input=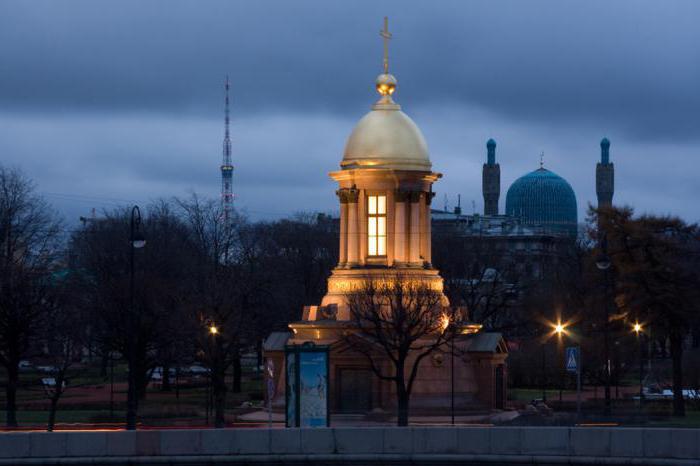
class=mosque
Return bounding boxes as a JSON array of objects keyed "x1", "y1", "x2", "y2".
[
  {"x1": 432, "y1": 136, "x2": 614, "y2": 283},
  {"x1": 264, "y1": 19, "x2": 509, "y2": 420}
]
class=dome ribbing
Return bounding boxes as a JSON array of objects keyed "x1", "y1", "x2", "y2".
[{"x1": 505, "y1": 168, "x2": 578, "y2": 237}]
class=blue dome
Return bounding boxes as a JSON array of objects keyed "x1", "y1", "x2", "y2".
[{"x1": 505, "y1": 168, "x2": 578, "y2": 237}]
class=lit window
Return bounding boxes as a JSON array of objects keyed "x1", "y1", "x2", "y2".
[{"x1": 367, "y1": 195, "x2": 386, "y2": 256}]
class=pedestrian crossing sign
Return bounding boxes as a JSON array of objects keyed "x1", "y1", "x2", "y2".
[{"x1": 566, "y1": 347, "x2": 579, "y2": 373}]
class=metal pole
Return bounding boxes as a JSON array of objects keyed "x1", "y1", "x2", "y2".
[
  {"x1": 268, "y1": 394, "x2": 272, "y2": 428},
  {"x1": 576, "y1": 346, "x2": 582, "y2": 421},
  {"x1": 639, "y1": 333, "x2": 644, "y2": 411},
  {"x1": 451, "y1": 339, "x2": 455, "y2": 425},
  {"x1": 542, "y1": 343, "x2": 546, "y2": 402},
  {"x1": 603, "y1": 267, "x2": 611, "y2": 416},
  {"x1": 126, "y1": 205, "x2": 139, "y2": 430},
  {"x1": 205, "y1": 373, "x2": 210, "y2": 425},
  {"x1": 558, "y1": 339, "x2": 563, "y2": 405},
  {"x1": 110, "y1": 354, "x2": 114, "y2": 419}
]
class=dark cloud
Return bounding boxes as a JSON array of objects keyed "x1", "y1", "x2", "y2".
[{"x1": 0, "y1": 0, "x2": 698, "y2": 223}]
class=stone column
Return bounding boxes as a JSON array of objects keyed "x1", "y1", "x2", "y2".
[
  {"x1": 408, "y1": 191, "x2": 422, "y2": 265},
  {"x1": 346, "y1": 188, "x2": 360, "y2": 266},
  {"x1": 336, "y1": 189, "x2": 348, "y2": 267},
  {"x1": 394, "y1": 190, "x2": 409, "y2": 265},
  {"x1": 358, "y1": 189, "x2": 367, "y2": 264},
  {"x1": 423, "y1": 191, "x2": 435, "y2": 265}
]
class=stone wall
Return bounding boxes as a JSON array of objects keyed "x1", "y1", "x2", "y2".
[{"x1": 0, "y1": 427, "x2": 698, "y2": 465}]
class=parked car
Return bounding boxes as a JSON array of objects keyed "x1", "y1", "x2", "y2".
[
  {"x1": 182, "y1": 364, "x2": 210, "y2": 375},
  {"x1": 19, "y1": 360, "x2": 33, "y2": 371},
  {"x1": 35, "y1": 365, "x2": 58, "y2": 374},
  {"x1": 638, "y1": 387, "x2": 700, "y2": 400}
]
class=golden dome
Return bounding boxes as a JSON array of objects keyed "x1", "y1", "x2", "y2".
[
  {"x1": 341, "y1": 106, "x2": 431, "y2": 171},
  {"x1": 341, "y1": 81, "x2": 431, "y2": 171},
  {"x1": 341, "y1": 17, "x2": 431, "y2": 172}
]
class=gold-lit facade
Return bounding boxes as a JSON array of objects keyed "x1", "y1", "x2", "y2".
[{"x1": 265, "y1": 18, "x2": 508, "y2": 417}]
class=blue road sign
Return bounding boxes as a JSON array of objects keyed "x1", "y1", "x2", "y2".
[{"x1": 566, "y1": 347, "x2": 579, "y2": 373}]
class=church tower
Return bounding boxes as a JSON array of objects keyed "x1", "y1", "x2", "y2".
[
  {"x1": 596, "y1": 137, "x2": 614, "y2": 208},
  {"x1": 298, "y1": 17, "x2": 447, "y2": 322},
  {"x1": 482, "y1": 138, "x2": 500, "y2": 215}
]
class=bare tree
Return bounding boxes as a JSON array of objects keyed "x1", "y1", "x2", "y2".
[
  {"x1": 344, "y1": 278, "x2": 455, "y2": 426},
  {"x1": 433, "y1": 231, "x2": 531, "y2": 336},
  {"x1": 70, "y1": 202, "x2": 194, "y2": 429},
  {"x1": 0, "y1": 166, "x2": 62, "y2": 427},
  {"x1": 40, "y1": 276, "x2": 88, "y2": 432},
  {"x1": 177, "y1": 194, "x2": 272, "y2": 428}
]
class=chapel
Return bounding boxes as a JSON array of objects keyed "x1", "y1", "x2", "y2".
[{"x1": 264, "y1": 19, "x2": 508, "y2": 418}]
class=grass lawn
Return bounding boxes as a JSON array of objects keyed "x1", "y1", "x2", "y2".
[
  {"x1": 0, "y1": 410, "x2": 126, "y2": 426},
  {"x1": 645, "y1": 409, "x2": 700, "y2": 428},
  {"x1": 509, "y1": 388, "x2": 576, "y2": 401}
]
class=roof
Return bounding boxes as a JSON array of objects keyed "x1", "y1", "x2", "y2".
[
  {"x1": 463, "y1": 332, "x2": 507, "y2": 353},
  {"x1": 263, "y1": 332, "x2": 291, "y2": 352},
  {"x1": 505, "y1": 168, "x2": 578, "y2": 238},
  {"x1": 341, "y1": 96, "x2": 431, "y2": 172}
]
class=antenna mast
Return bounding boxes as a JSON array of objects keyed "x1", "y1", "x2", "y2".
[{"x1": 221, "y1": 76, "x2": 234, "y2": 225}]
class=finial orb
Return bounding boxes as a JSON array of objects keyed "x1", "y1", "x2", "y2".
[{"x1": 376, "y1": 73, "x2": 397, "y2": 96}]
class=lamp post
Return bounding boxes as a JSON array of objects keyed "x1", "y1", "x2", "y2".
[
  {"x1": 126, "y1": 205, "x2": 146, "y2": 431},
  {"x1": 207, "y1": 324, "x2": 218, "y2": 427},
  {"x1": 633, "y1": 323, "x2": 644, "y2": 409},
  {"x1": 450, "y1": 328, "x2": 455, "y2": 425},
  {"x1": 541, "y1": 342, "x2": 547, "y2": 403},
  {"x1": 440, "y1": 314, "x2": 455, "y2": 425},
  {"x1": 595, "y1": 233, "x2": 612, "y2": 417},
  {"x1": 109, "y1": 352, "x2": 114, "y2": 420},
  {"x1": 554, "y1": 323, "x2": 564, "y2": 404}
]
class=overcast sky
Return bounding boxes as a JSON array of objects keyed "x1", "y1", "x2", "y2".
[{"x1": 1, "y1": 0, "x2": 698, "y2": 225}]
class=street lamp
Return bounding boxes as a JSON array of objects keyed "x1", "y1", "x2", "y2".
[
  {"x1": 541, "y1": 338, "x2": 547, "y2": 403},
  {"x1": 441, "y1": 313, "x2": 455, "y2": 425},
  {"x1": 554, "y1": 323, "x2": 565, "y2": 335},
  {"x1": 553, "y1": 321, "x2": 566, "y2": 404},
  {"x1": 595, "y1": 232, "x2": 612, "y2": 416},
  {"x1": 206, "y1": 322, "x2": 218, "y2": 426},
  {"x1": 126, "y1": 205, "x2": 146, "y2": 431},
  {"x1": 633, "y1": 322, "x2": 644, "y2": 408}
]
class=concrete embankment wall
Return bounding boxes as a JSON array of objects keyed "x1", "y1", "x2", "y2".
[{"x1": 0, "y1": 426, "x2": 699, "y2": 465}]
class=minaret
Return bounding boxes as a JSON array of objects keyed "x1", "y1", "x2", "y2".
[
  {"x1": 596, "y1": 137, "x2": 614, "y2": 208},
  {"x1": 220, "y1": 76, "x2": 234, "y2": 225},
  {"x1": 482, "y1": 138, "x2": 500, "y2": 216}
]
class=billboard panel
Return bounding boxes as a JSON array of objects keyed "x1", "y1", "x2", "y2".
[{"x1": 299, "y1": 351, "x2": 328, "y2": 427}]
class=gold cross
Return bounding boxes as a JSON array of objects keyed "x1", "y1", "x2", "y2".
[{"x1": 380, "y1": 16, "x2": 392, "y2": 74}]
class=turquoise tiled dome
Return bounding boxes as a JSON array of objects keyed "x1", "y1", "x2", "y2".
[{"x1": 505, "y1": 168, "x2": 578, "y2": 237}]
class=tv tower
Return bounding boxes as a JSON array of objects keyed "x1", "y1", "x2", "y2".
[{"x1": 220, "y1": 76, "x2": 234, "y2": 224}]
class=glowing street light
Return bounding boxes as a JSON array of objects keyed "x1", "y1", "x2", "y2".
[
  {"x1": 554, "y1": 323, "x2": 565, "y2": 335},
  {"x1": 209, "y1": 325, "x2": 218, "y2": 335},
  {"x1": 633, "y1": 321, "x2": 644, "y2": 407},
  {"x1": 440, "y1": 314, "x2": 450, "y2": 332}
]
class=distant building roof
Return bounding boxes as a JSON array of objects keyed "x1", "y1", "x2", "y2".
[
  {"x1": 432, "y1": 211, "x2": 558, "y2": 238},
  {"x1": 463, "y1": 332, "x2": 507, "y2": 353}
]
